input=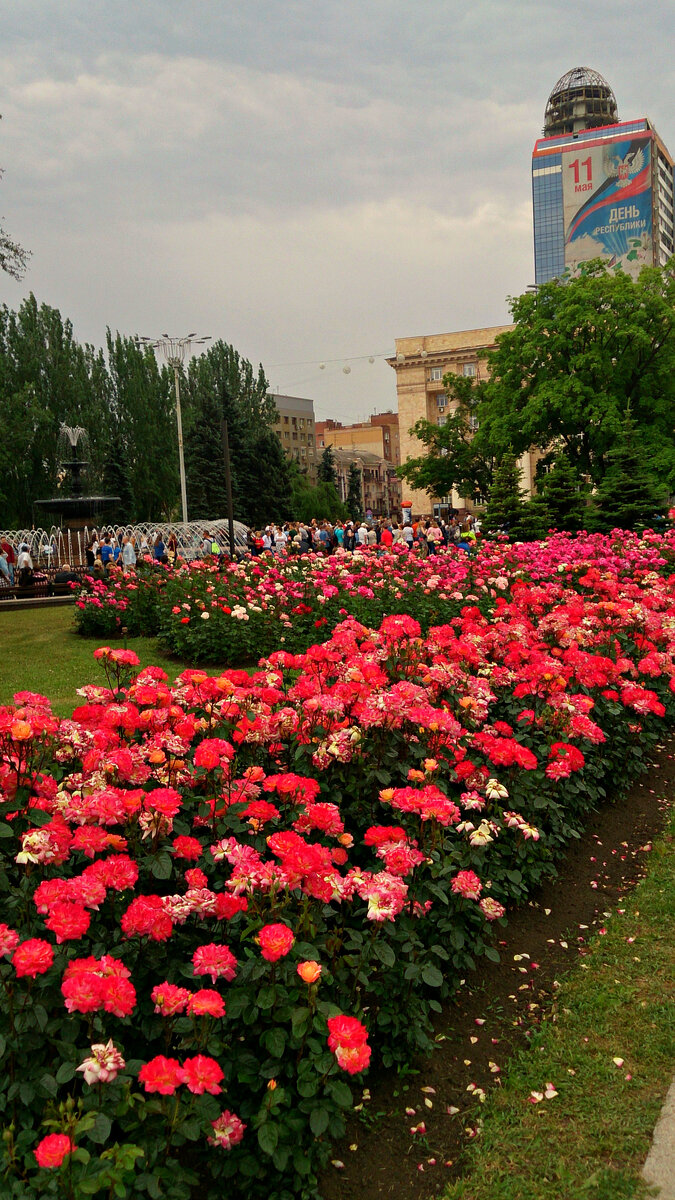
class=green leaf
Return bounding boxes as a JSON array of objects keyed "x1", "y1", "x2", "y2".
[
  {"x1": 149, "y1": 852, "x2": 172, "y2": 880},
  {"x1": 39, "y1": 1073, "x2": 58, "y2": 1097},
  {"x1": 264, "y1": 1028, "x2": 286, "y2": 1058},
  {"x1": 56, "y1": 1061, "x2": 77, "y2": 1084},
  {"x1": 0, "y1": 823, "x2": 14, "y2": 839},
  {"x1": 257, "y1": 1122, "x2": 279, "y2": 1156},
  {"x1": 327, "y1": 1079, "x2": 353, "y2": 1108},
  {"x1": 484, "y1": 945, "x2": 501, "y2": 963},
  {"x1": 373, "y1": 940, "x2": 395, "y2": 968},
  {"x1": 291, "y1": 1006, "x2": 311, "y2": 1037},
  {"x1": 421, "y1": 963, "x2": 444, "y2": 988},
  {"x1": 309, "y1": 1107, "x2": 329, "y2": 1136},
  {"x1": 88, "y1": 1112, "x2": 112, "y2": 1145},
  {"x1": 257, "y1": 985, "x2": 276, "y2": 1010}
]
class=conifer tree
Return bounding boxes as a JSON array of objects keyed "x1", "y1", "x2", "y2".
[
  {"x1": 346, "y1": 463, "x2": 362, "y2": 522},
  {"x1": 590, "y1": 410, "x2": 668, "y2": 532},
  {"x1": 317, "y1": 445, "x2": 337, "y2": 486},
  {"x1": 536, "y1": 451, "x2": 589, "y2": 532},
  {"x1": 484, "y1": 451, "x2": 527, "y2": 533}
]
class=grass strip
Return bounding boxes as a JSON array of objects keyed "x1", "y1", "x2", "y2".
[
  {"x1": 443, "y1": 809, "x2": 675, "y2": 1200},
  {"x1": 0, "y1": 607, "x2": 217, "y2": 717}
]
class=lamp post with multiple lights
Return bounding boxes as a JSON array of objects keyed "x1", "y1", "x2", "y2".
[{"x1": 138, "y1": 334, "x2": 211, "y2": 525}]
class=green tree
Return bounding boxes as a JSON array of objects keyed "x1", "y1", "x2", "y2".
[
  {"x1": 105, "y1": 332, "x2": 178, "y2": 522},
  {"x1": 237, "y1": 429, "x2": 293, "y2": 528},
  {"x1": 484, "y1": 451, "x2": 527, "y2": 534},
  {"x1": 317, "y1": 445, "x2": 337, "y2": 486},
  {"x1": 589, "y1": 410, "x2": 668, "y2": 532},
  {"x1": 397, "y1": 375, "x2": 494, "y2": 503},
  {"x1": 0, "y1": 295, "x2": 109, "y2": 525},
  {"x1": 289, "y1": 469, "x2": 346, "y2": 524},
  {"x1": 478, "y1": 260, "x2": 675, "y2": 490},
  {"x1": 183, "y1": 341, "x2": 281, "y2": 524},
  {"x1": 1, "y1": 158, "x2": 30, "y2": 280},
  {"x1": 535, "y1": 451, "x2": 589, "y2": 532},
  {"x1": 346, "y1": 463, "x2": 363, "y2": 522}
]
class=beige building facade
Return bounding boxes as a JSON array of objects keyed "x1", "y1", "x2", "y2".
[
  {"x1": 388, "y1": 325, "x2": 537, "y2": 517},
  {"x1": 316, "y1": 412, "x2": 400, "y2": 467},
  {"x1": 330, "y1": 448, "x2": 401, "y2": 519},
  {"x1": 271, "y1": 394, "x2": 318, "y2": 485}
]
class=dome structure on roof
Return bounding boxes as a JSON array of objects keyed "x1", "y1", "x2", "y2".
[{"x1": 544, "y1": 67, "x2": 619, "y2": 137}]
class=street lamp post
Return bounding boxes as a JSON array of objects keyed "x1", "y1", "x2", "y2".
[{"x1": 138, "y1": 334, "x2": 211, "y2": 525}]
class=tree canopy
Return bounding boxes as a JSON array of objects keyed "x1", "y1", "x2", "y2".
[
  {"x1": 0, "y1": 296, "x2": 285, "y2": 528},
  {"x1": 479, "y1": 260, "x2": 675, "y2": 489},
  {"x1": 399, "y1": 260, "x2": 675, "y2": 508}
]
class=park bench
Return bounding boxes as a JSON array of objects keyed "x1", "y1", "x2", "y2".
[{"x1": 0, "y1": 568, "x2": 84, "y2": 605}]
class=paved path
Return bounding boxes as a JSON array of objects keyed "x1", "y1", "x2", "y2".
[{"x1": 643, "y1": 1075, "x2": 675, "y2": 1198}]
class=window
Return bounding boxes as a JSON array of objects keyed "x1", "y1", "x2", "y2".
[
  {"x1": 437, "y1": 395, "x2": 446, "y2": 409},
  {"x1": 462, "y1": 363, "x2": 477, "y2": 377},
  {"x1": 438, "y1": 415, "x2": 447, "y2": 427},
  {"x1": 283, "y1": 415, "x2": 289, "y2": 425},
  {"x1": 469, "y1": 414, "x2": 479, "y2": 432},
  {"x1": 430, "y1": 367, "x2": 443, "y2": 381},
  {"x1": 299, "y1": 418, "x2": 305, "y2": 429}
]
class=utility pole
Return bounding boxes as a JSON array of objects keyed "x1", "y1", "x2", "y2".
[
  {"x1": 220, "y1": 418, "x2": 236, "y2": 558},
  {"x1": 139, "y1": 334, "x2": 211, "y2": 525}
]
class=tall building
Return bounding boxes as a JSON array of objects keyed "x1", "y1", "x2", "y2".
[
  {"x1": 532, "y1": 67, "x2": 675, "y2": 284},
  {"x1": 270, "y1": 394, "x2": 318, "y2": 485}
]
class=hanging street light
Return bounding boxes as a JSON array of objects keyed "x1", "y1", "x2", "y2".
[{"x1": 138, "y1": 334, "x2": 211, "y2": 525}]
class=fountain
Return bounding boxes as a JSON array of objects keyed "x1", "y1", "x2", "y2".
[{"x1": 34, "y1": 425, "x2": 120, "y2": 534}]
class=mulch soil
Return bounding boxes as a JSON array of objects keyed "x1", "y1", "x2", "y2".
[{"x1": 318, "y1": 742, "x2": 675, "y2": 1200}]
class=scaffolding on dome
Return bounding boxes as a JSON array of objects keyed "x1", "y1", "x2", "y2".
[{"x1": 544, "y1": 66, "x2": 619, "y2": 137}]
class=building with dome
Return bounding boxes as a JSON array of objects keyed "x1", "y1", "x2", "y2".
[{"x1": 532, "y1": 68, "x2": 674, "y2": 283}]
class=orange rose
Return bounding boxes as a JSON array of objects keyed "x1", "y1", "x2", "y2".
[{"x1": 297, "y1": 960, "x2": 322, "y2": 985}]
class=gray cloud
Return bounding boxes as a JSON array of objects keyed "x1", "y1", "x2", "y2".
[{"x1": 1, "y1": 0, "x2": 674, "y2": 420}]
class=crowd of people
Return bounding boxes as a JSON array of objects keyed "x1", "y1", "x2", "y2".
[
  {"x1": 245, "y1": 514, "x2": 481, "y2": 556},
  {"x1": 0, "y1": 513, "x2": 481, "y2": 592}
]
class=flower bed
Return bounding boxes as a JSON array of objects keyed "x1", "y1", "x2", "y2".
[
  {"x1": 74, "y1": 530, "x2": 675, "y2": 665},
  {"x1": 4, "y1": 537, "x2": 675, "y2": 1197}
]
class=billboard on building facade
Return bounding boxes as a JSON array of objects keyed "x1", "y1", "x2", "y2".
[{"x1": 562, "y1": 133, "x2": 653, "y2": 279}]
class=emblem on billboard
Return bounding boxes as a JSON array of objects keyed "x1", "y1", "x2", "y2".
[{"x1": 607, "y1": 147, "x2": 645, "y2": 188}]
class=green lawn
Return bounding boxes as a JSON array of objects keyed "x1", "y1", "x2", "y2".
[
  {"x1": 443, "y1": 809, "x2": 675, "y2": 1200},
  {"x1": 0, "y1": 605, "x2": 214, "y2": 717}
]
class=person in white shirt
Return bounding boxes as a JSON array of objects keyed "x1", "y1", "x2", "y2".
[
  {"x1": 357, "y1": 523, "x2": 368, "y2": 546},
  {"x1": 16, "y1": 545, "x2": 33, "y2": 571},
  {"x1": 122, "y1": 537, "x2": 136, "y2": 567}
]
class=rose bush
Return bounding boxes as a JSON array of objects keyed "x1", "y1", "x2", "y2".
[
  {"x1": 4, "y1": 534, "x2": 675, "y2": 1196},
  {"x1": 74, "y1": 530, "x2": 675, "y2": 665}
]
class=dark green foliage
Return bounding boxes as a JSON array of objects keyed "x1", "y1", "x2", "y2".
[
  {"x1": 105, "y1": 332, "x2": 178, "y2": 522},
  {"x1": 346, "y1": 463, "x2": 363, "y2": 522},
  {"x1": 317, "y1": 445, "x2": 337, "y2": 486},
  {"x1": 398, "y1": 381, "x2": 494, "y2": 502},
  {"x1": 237, "y1": 429, "x2": 293, "y2": 528},
  {"x1": 589, "y1": 410, "x2": 669, "y2": 532},
  {"x1": 478, "y1": 260, "x2": 675, "y2": 491},
  {"x1": 182, "y1": 341, "x2": 285, "y2": 526},
  {"x1": 289, "y1": 462, "x2": 346, "y2": 525},
  {"x1": 0, "y1": 302, "x2": 292, "y2": 528},
  {"x1": 535, "y1": 451, "x2": 589, "y2": 532},
  {"x1": 484, "y1": 451, "x2": 527, "y2": 533}
]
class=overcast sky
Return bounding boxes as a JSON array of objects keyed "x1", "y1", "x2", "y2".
[{"x1": 1, "y1": 1, "x2": 674, "y2": 422}]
